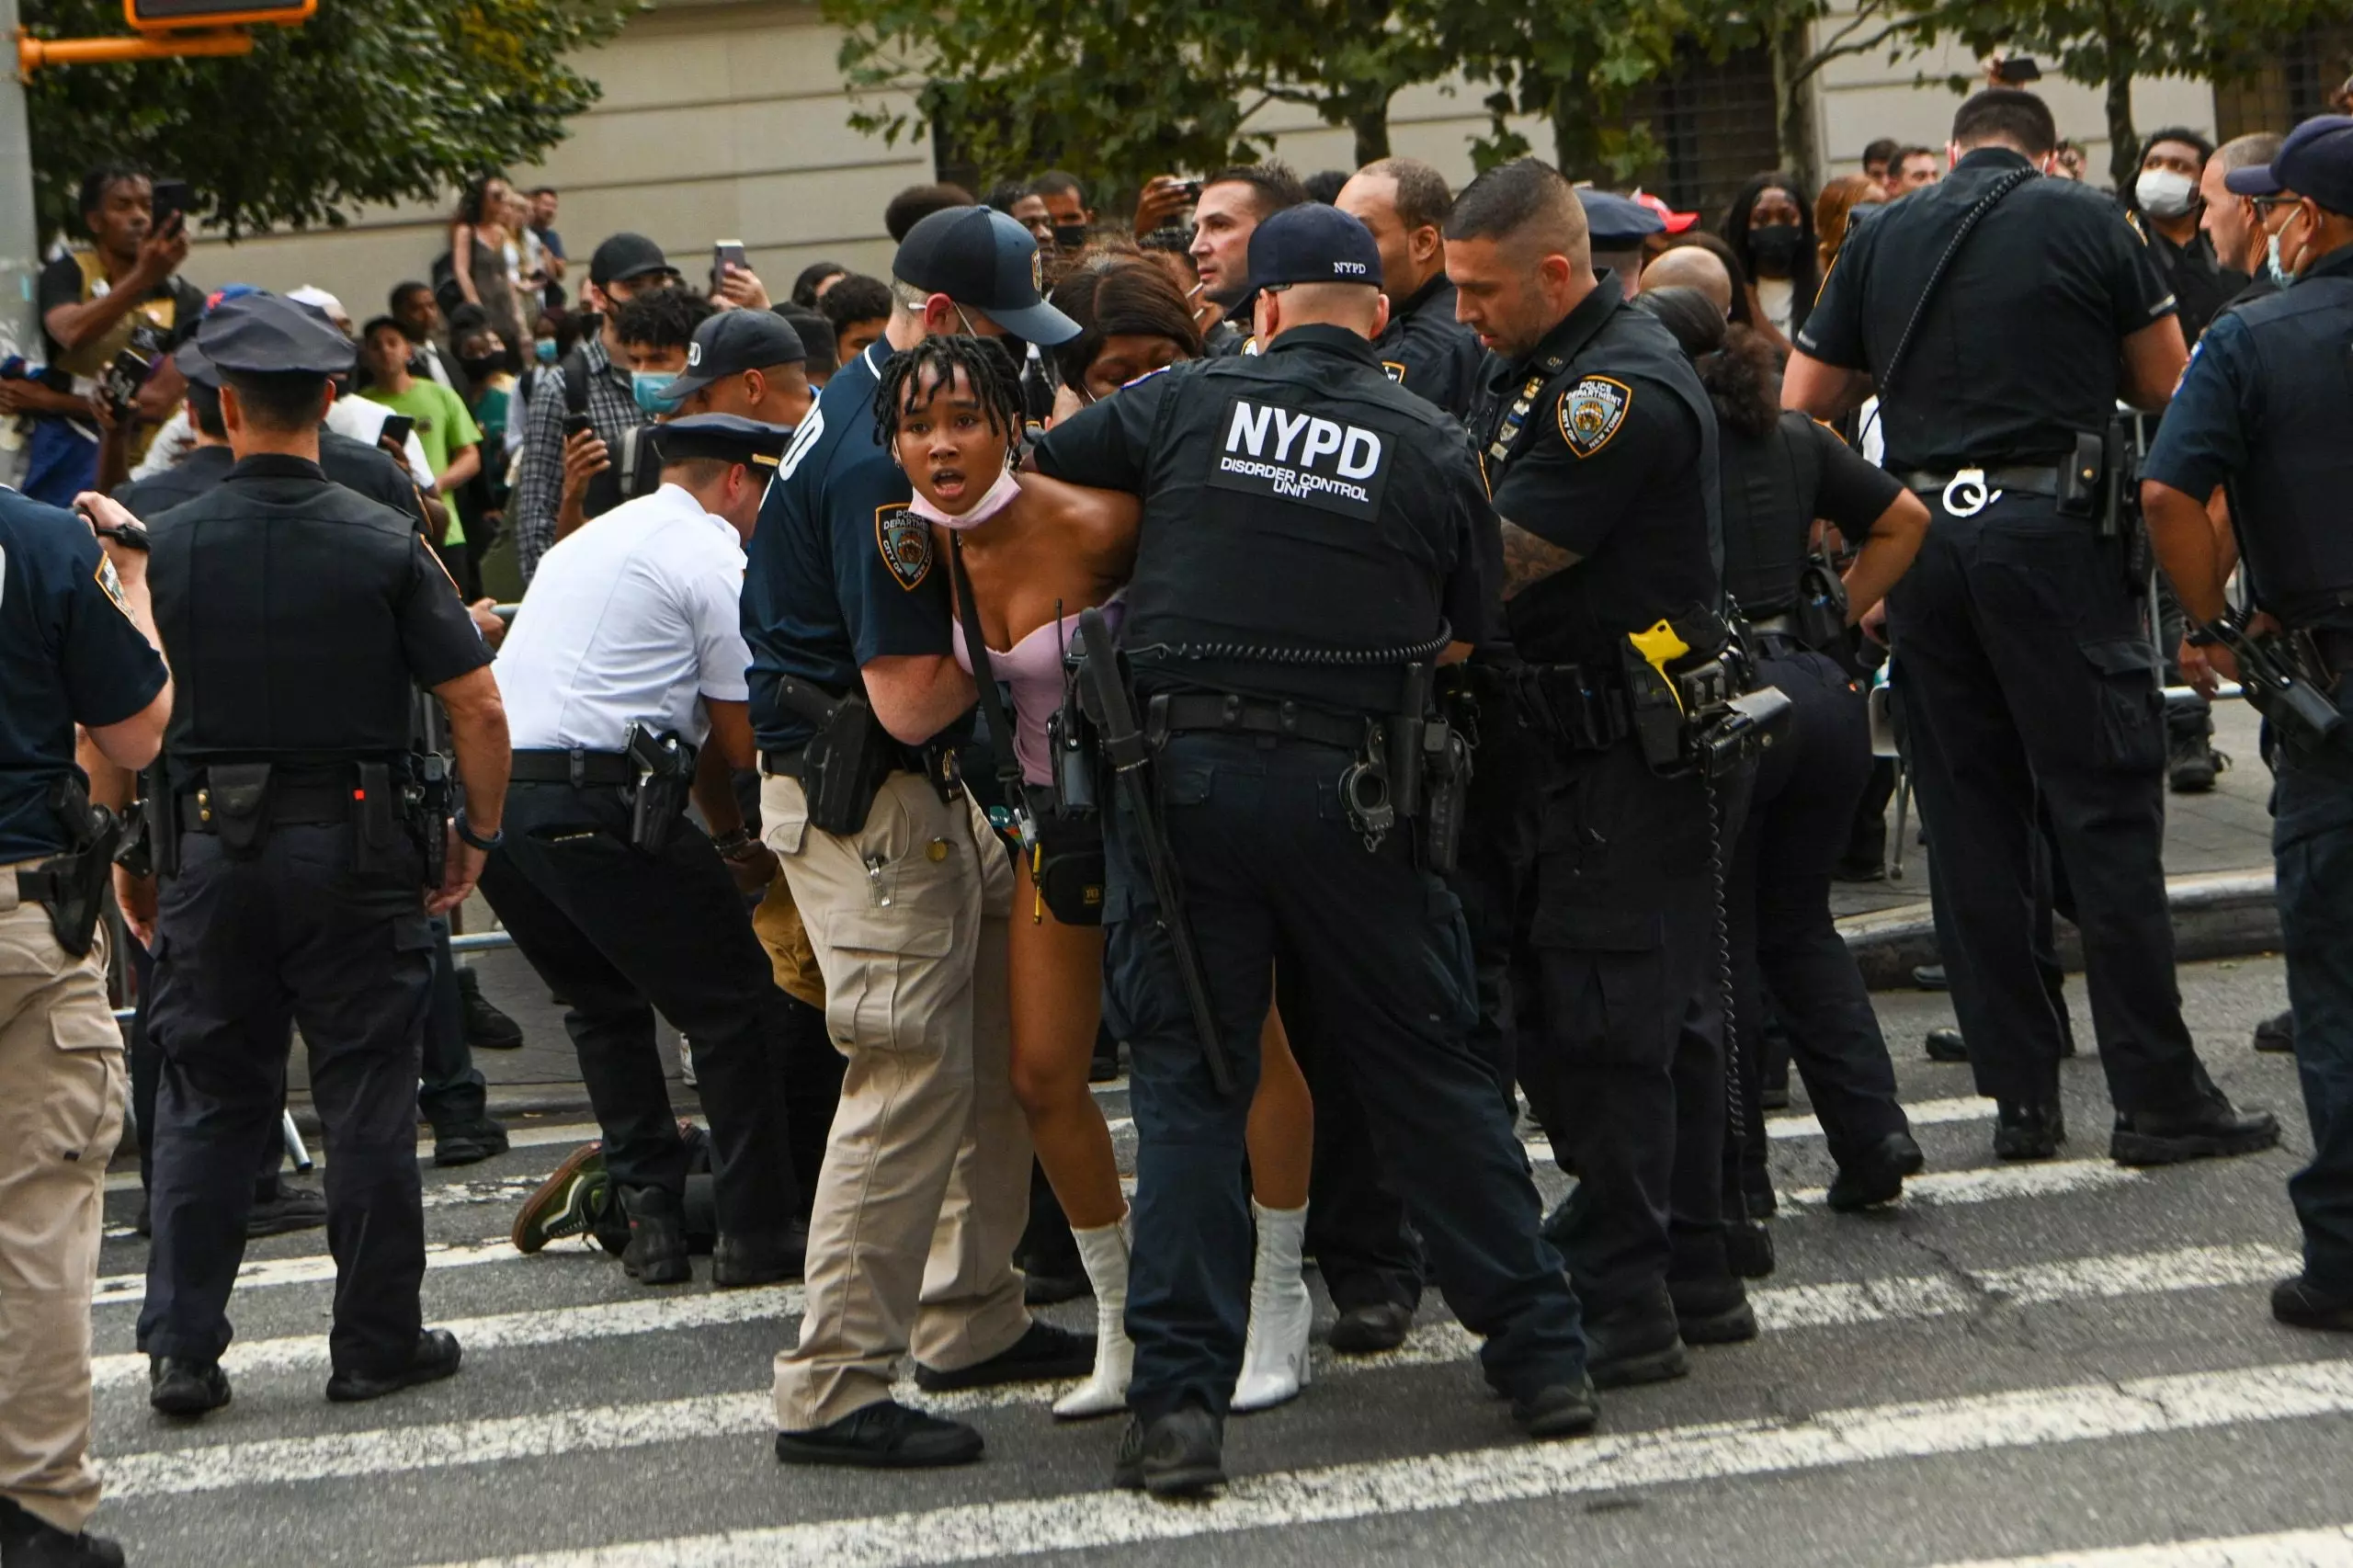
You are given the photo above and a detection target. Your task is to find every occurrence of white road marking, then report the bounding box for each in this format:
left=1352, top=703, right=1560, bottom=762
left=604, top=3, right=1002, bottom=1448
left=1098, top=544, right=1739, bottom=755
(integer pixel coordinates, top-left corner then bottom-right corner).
left=102, top=1121, right=609, bottom=1191
left=1766, top=1095, right=1995, bottom=1141
left=419, top=1358, right=2353, bottom=1568
left=1933, top=1527, right=2353, bottom=1567
left=93, top=1235, right=579, bottom=1309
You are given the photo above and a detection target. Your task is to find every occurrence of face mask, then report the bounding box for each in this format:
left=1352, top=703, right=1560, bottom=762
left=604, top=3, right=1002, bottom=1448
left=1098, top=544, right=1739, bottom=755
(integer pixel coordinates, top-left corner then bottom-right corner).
left=534, top=336, right=558, bottom=364
left=1052, top=223, right=1089, bottom=252
left=460, top=355, right=503, bottom=381
left=631, top=369, right=682, bottom=415
left=2135, top=169, right=2198, bottom=220
left=1748, top=223, right=1806, bottom=274
left=2267, top=231, right=2290, bottom=288
left=906, top=460, right=1021, bottom=530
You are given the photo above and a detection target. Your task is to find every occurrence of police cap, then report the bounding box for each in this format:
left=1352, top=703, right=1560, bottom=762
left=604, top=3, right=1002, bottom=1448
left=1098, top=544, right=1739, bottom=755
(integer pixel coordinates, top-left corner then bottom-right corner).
left=1245, top=203, right=1383, bottom=292
left=1578, top=189, right=1666, bottom=247
left=2226, top=114, right=2353, bottom=213
left=892, top=206, right=1080, bottom=345
left=665, top=309, right=806, bottom=398
left=196, top=290, right=358, bottom=376
left=650, top=413, right=793, bottom=471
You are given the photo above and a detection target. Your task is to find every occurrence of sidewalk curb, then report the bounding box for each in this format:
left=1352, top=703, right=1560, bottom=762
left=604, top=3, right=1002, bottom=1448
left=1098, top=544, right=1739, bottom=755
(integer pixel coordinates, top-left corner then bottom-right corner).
left=1840, top=868, right=2279, bottom=990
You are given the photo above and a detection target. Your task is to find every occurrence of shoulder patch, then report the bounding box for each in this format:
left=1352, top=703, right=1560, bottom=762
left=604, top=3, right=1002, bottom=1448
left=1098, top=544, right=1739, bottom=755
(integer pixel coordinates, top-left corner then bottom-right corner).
left=875, top=504, right=933, bottom=590
left=1557, top=375, right=1632, bottom=459
left=1381, top=360, right=1408, bottom=384
left=94, top=553, right=130, bottom=616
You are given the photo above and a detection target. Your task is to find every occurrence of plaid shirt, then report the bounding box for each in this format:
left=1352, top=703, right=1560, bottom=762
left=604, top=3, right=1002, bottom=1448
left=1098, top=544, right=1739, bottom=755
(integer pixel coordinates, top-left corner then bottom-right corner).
left=511, top=335, right=646, bottom=584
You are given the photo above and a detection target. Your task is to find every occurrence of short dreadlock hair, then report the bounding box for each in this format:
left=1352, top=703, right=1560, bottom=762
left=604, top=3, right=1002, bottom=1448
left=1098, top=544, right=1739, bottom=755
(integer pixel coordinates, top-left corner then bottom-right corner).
left=871, top=335, right=1026, bottom=457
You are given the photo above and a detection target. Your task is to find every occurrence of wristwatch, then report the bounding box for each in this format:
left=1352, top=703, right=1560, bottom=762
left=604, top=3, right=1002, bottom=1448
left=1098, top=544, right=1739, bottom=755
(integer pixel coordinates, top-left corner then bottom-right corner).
left=452, top=809, right=504, bottom=852
left=711, top=826, right=765, bottom=863
left=2184, top=623, right=2226, bottom=648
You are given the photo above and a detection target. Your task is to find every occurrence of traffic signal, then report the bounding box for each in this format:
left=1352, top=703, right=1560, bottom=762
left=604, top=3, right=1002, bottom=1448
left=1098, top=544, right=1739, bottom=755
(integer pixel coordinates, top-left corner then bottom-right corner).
left=125, top=0, right=316, bottom=28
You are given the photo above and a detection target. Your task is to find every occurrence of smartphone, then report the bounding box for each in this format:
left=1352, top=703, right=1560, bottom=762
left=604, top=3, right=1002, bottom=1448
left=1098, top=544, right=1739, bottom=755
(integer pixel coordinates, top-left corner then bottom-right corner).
left=561, top=412, right=595, bottom=441
left=711, top=239, right=747, bottom=293
left=150, top=178, right=191, bottom=237
left=378, top=413, right=415, bottom=448
left=1173, top=179, right=1204, bottom=200
left=1994, top=55, right=2041, bottom=84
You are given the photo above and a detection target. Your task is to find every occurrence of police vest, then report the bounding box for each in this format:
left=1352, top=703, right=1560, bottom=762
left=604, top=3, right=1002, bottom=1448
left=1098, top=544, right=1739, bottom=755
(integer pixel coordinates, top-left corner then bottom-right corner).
left=1718, top=411, right=1826, bottom=618
left=2224, top=277, right=2353, bottom=628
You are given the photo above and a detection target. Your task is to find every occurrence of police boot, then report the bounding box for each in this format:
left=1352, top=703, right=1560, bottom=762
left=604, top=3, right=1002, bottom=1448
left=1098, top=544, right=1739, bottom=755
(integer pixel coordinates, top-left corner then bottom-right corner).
left=2254, top=1009, right=2296, bottom=1054
left=1327, top=1301, right=1415, bottom=1354
left=324, top=1328, right=462, bottom=1403
left=1583, top=1286, right=1690, bottom=1389
left=2272, top=1276, right=2353, bottom=1333
left=619, top=1185, right=693, bottom=1285
left=2166, top=706, right=2226, bottom=794
left=1053, top=1212, right=1134, bottom=1420
left=1994, top=1100, right=2066, bottom=1161
left=455, top=966, right=523, bottom=1049
left=1924, top=1027, right=1969, bottom=1063
left=2109, top=1084, right=2279, bottom=1167
left=1825, top=1131, right=1927, bottom=1212
left=245, top=1180, right=327, bottom=1238
left=432, top=1114, right=510, bottom=1168
left=711, top=1221, right=807, bottom=1289
left=148, top=1355, right=230, bottom=1418
left=1512, top=1377, right=1601, bottom=1440
left=1232, top=1200, right=1313, bottom=1413
left=1667, top=1275, right=1757, bottom=1346
left=1112, top=1406, right=1225, bottom=1497
left=0, top=1498, right=124, bottom=1568
left=1725, top=1219, right=1776, bottom=1279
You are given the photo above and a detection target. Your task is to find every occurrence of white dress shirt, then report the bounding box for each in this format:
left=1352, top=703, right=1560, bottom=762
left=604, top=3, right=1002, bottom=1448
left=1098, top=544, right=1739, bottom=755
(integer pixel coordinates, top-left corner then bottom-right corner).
left=495, top=482, right=752, bottom=751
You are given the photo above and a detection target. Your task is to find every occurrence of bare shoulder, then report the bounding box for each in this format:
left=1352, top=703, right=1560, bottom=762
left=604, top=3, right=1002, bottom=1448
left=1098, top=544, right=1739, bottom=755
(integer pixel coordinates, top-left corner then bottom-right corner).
left=1022, top=470, right=1142, bottom=531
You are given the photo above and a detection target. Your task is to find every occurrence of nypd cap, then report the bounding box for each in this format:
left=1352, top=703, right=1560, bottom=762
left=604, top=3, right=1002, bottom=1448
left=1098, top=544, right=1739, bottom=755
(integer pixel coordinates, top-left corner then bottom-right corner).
left=650, top=413, right=793, bottom=470
left=2226, top=114, right=2353, bottom=213
left=665, top=310, right=806, bottom=398
left=1578, top=189, right=1666, bottom=248
left=196, top=290, right=358, bottom=376
left=892, top=205, right=1079, bottom=345
left=1245, top=203, right=1384, bottom=292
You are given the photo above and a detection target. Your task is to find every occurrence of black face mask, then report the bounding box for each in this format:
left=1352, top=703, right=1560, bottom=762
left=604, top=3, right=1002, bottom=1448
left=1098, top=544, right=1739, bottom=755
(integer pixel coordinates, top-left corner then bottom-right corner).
left=1748, top=223, right=1806, bottom=276
left=459, top=355, right=503, bottom=381
left=1052, top=222, right=1089, bottom=252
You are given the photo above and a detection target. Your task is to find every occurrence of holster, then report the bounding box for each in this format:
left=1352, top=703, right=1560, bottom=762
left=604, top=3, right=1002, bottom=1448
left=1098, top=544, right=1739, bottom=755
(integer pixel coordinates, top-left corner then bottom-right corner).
left=199, top=763, right=273, bottom=859
left=351, top=760, right=400, bottom=876
left=1792, top=554, right=1849, bottom=652
left=1417, top=722, right=1472, bottom=876
left=626, top=724, right=698, bottom=853
left=142, top=764, right=179, bottom=879
left=788, top=685, right=897, bottom=837
left=407, top=753, right=450, bottom=891
left=40, top=776, right=119, bottom=958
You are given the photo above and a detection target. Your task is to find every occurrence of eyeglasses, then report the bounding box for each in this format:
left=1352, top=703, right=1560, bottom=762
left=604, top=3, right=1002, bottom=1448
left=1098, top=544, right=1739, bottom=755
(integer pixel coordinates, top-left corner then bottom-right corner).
left=2247, top=196, right=2296, bottom=214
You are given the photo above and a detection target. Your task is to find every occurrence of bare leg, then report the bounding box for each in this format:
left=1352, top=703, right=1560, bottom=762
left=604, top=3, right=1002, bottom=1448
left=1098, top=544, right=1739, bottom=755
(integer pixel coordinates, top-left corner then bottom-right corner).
left=1245, top=1010, right=1313, bottom=1210
left=1006, top=858, right=1127, bottom=1231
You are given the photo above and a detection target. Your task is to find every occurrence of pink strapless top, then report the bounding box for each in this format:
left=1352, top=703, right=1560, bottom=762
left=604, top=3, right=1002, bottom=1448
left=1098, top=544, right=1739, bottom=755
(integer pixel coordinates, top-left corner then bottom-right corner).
left=953, top=597, right=1126, bottom=786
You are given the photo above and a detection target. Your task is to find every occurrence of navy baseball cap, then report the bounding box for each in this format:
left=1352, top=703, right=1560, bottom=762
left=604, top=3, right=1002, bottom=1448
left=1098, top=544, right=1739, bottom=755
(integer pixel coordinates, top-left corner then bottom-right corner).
left=892, top=206, right=1079, bottom=345
left=197, top=291, right=358, bottom=376
left=650, top=413, right=793, bottom=469
left=590, top=232, right=676, bottom=289
left=1245, top=203, right=1383, bottom=292
left=2227, top=114, right=2353, bottom=212
left=666, top=310, right=807, bottom=397
left=1578, top=189, right=1666, bottom=247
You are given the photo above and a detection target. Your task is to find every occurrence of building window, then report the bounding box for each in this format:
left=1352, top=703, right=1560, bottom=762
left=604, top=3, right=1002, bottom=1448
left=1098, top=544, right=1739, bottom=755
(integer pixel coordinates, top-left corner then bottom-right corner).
left=1622, top=44, right=1783, bottom=222
left=2215, top=25, right=2353, bottom=142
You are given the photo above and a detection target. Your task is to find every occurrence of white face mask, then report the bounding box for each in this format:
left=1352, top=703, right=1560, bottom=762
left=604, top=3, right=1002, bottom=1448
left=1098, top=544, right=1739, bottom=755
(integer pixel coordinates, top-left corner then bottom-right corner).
left=905, top=461, right=1021, bottom=530
left=2135, top=168, right=2199, bottom=220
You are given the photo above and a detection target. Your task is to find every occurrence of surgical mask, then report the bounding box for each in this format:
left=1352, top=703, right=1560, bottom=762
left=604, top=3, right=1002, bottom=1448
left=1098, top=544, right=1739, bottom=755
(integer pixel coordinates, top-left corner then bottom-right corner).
left=2135, top=169, right=2198, bottom=220
left=906, top=461, right=1021, bottom=530
left=534, top=336, right=558, bottom=364
left=2267, top=232, right=2290, bottom=288
left=1748, top=223, right=1806, bottom=274
left=631, top=369, right=682, bottom=415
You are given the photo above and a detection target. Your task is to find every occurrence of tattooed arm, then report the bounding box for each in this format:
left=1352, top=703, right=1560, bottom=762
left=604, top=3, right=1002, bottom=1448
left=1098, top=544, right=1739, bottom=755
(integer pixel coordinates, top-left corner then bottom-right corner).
left=1497, top=518, right=1581, bottom=601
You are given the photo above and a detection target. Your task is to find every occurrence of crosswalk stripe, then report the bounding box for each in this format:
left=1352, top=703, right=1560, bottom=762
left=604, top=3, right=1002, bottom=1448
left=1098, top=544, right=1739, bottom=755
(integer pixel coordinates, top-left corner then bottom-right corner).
left=97, top=1241, right=2292, bottom=1488
left=417, top=1358, right=2353, bottom=1568
left=1932, top=1527, right=2353, bottom=1567
left=101, top=1121, right=611, bottom=1193
left=1766, top=1095, right=1995, bottom=1141
left=93, top=1236, right=563, bottom=1309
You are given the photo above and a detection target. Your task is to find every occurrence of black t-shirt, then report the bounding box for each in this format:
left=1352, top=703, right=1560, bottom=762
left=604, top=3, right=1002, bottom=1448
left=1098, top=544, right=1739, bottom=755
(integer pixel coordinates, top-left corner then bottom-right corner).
left=35, top=253, right=204, bottom=386
left=0, top=487, right=169, bottom=860
left=1719, top=412, right=1904, bottom=616
left=2135, top=216, right=2243, bottom=346
left=1800, top=147, right=2177, bottom=472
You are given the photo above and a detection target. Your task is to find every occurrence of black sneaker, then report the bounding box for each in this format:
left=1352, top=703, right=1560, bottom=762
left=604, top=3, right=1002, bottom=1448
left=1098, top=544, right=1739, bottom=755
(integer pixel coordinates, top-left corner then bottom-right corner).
left=1912, top=964, right=1949, bottom=992
left=1582, top=1290, right=1689, bottom=1388
left=1090, top=1034, right=1121, bottom=1084
left=620, top=1186, right=693, bottom=1285
left=148, top=1355, right=231, bottom=1417
left=1924, top=1027, right=1968, bottom=1062
left=456, top=967, right=524, bottom=1050
left=712, top=1223, right=807, bottom=1289
left=914, top=1321, right=1095, bottom=1392
left=1512, top=1378, right=1600, bottom=1439
left=325, top=1328, right=462, bottom=1403
left=1667, top=1276, right=1757, bottom=1346
left=2272, top=1275, right=2353, bottom=1333
left=2254, top=1010, right=2295, bottom=1054
left=1825, top=1131, right=1926, bottom=1212
left=775, top=1400, right=983, bottom=1469
left=0, top=1496, right=125, bottom=1568
left=1326, top=1301, right=1415, bottom=1355
left=2168, top=733, right=2226, bottom=793
left=2110, top=1093, right=2279, bottom=1166
left=1111, top=1407, right=1225, bottom=1497
left=1725, top=1219, right=1776, bottom=1279
left=1994, top=1100, right=2066, bottom=1161
left=245, top=1183, right=327, bottom=1238
left=432, top=1115, right=511, bottom=1168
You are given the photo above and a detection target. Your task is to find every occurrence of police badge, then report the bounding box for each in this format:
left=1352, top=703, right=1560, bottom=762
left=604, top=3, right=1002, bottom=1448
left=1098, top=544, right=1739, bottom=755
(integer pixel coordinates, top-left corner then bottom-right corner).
left=875, top=504, right=933, bottom=589
left=1558, top=375, right=1631, bottom=460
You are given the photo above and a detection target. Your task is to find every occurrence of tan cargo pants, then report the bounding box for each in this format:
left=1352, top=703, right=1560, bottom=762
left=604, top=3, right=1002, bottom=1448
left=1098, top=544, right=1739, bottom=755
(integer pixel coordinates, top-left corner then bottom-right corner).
left=764, top=771, right=1032, bottom=1430
left=0, top=865, right=126, bottom=1534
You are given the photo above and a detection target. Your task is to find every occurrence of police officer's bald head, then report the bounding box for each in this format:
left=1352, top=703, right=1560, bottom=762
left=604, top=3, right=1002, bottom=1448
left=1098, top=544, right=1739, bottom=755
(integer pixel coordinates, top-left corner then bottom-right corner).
left=1441, top=159, right=1598, bottom=360
left=1445, top=158, right=1589, bottom=270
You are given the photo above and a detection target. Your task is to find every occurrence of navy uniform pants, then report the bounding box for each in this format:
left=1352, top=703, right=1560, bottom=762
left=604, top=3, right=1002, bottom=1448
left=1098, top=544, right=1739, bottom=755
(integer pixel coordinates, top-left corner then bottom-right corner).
left=140, top=825, right=432, bottom=1376
left=1518, top=738, right=1732, bottom=1312
left=1108, top=733, right=1586, bottom=1422
left=2273, top=673, right=2353, bottom=1293
left=480, top=782, right=832, bottom=1240
left=1889, top=494, right=2206, bottom=1112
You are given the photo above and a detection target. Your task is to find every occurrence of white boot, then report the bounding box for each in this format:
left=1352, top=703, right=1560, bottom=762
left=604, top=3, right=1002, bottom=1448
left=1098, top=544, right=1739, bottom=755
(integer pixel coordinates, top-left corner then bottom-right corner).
left=1052, top=1212, right=1133, bottom=1419
left=1233, top=1200, right=1313, bottom=1413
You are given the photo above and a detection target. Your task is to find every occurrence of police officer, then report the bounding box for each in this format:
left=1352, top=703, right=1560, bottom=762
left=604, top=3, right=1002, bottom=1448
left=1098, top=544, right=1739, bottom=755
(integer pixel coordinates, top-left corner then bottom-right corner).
left=1786, top=87, right=2279, bottom=1166
left=1579, top=188, right=1666, bottom=300
left=2142, top=115, right=2353, bottom=1334
left=1336, top=156, right=1486, bottom=421
left=665, top=309, right=814, bottom=427
left=1034, top=201, right=1596, bottom=1496
left=0, top=492, right=168, bottom=1568
left=133, top=291, right=511, bottom=1417
left=749, top=206, right=1092, bottom=1471
left=482, top=413, right=827, bottom=1289
left=1444, top=157, right=1749, bottom=1384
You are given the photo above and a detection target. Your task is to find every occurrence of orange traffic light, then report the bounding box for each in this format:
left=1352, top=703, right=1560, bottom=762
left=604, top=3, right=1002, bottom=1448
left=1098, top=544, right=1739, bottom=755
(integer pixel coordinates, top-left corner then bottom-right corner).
left=124, top=0, right=315, bottom=28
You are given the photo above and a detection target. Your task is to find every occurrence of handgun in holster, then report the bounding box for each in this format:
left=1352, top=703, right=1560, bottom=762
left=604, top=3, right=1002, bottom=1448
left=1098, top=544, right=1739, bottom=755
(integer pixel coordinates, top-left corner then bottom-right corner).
left=37, top=774, right=121, bottom=958
left=140, top=763, right=178, bottom=879
left=352, top=760, right=402, bottom=877
left=775, top=676, right=897, bottom=836
left=2211, top=616, right=2344, bottom=755
left=403, top=753, right=450, bottom=891
left=626, top=724, right=699, bottom=853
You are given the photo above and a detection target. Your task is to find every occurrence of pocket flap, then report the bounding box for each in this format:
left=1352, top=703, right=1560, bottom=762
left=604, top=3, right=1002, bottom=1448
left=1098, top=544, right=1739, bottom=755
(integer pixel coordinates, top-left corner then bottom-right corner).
left=828, top=908, right=954, bottom=959
left=51, top=1002, right=124, bottom=1052
left=392, top=914, right=438, bottom=953
left=1528, top=906, right=1665, bottom=951
left=2077, top=636, right=2159, bottom=678
left=761, top=778, right=810, bottom=856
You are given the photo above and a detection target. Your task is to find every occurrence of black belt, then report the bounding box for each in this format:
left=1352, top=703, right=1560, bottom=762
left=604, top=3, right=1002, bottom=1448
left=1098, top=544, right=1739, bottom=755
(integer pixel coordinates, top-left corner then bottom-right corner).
left=510, top=748, right=635, bottom=787
left=14, top=868, right=64, bottom=906
left=1143, top=693, right=1370, bottom=752
left=177, top=780, right=352, bottom=833
left=759, top=747, right=806, bottom=779
left=1902, top=466, right=2063, bottom=500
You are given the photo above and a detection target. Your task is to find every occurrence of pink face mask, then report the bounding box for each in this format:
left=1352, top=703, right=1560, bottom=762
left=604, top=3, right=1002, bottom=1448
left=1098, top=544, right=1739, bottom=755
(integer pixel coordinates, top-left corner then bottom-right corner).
left=906, top=462, right=1021, bottom=530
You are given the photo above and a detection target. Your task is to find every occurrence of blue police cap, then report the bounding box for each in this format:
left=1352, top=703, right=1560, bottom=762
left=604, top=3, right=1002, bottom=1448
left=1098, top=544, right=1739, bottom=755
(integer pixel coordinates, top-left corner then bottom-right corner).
left=2226, top=114, right=2353, bottom=213
left=1245, top=203, right=1383, bottom=293
left=650, top=412, right=794, bottom=470
left=892, top=206, right=1079, bottom=346
left=1578, top=189, right=1666, bottom=248
left=195, top=290, right=356, bottom=377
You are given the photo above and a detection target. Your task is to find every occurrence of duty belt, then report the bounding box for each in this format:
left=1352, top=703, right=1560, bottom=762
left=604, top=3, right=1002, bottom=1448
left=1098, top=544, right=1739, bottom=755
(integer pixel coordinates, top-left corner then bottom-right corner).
left=1901, top=465, right=2063, bottom=517
left=176, top=779, right=352, bottom=834
left=12, top=867, right=69, bottom=907
left=510, top=748, right=636, bottom=788
left=1514, top=663, right=1632, bottom=754
left=1143, top=693, right=1370, bottom=752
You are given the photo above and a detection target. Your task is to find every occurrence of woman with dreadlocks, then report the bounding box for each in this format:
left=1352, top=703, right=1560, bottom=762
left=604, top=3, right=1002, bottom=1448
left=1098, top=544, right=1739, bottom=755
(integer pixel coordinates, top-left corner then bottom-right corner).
left=877, top=334, right=1318, bottom=1419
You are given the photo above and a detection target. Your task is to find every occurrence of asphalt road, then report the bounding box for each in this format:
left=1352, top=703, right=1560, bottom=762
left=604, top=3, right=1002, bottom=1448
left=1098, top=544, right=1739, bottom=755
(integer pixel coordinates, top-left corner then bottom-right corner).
left=86, top=952, right=2353, bottom=1568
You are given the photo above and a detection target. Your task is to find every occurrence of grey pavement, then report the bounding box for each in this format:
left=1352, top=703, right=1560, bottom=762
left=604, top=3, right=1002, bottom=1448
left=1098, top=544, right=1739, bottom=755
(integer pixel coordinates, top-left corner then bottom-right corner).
left=92, top=952, right=2351, bottom=1567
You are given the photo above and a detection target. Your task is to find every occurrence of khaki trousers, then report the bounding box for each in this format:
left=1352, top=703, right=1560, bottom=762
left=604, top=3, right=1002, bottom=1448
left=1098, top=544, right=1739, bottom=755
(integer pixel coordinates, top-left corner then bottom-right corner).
left=764, top=772, right=1032, bottom=1430
left=0, top=869, right=125, bottom=1534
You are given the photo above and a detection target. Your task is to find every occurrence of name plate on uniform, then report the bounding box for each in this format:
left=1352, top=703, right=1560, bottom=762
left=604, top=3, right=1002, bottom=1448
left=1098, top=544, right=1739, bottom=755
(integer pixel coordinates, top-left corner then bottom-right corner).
left=1207, top=394, right=1397, bottom=522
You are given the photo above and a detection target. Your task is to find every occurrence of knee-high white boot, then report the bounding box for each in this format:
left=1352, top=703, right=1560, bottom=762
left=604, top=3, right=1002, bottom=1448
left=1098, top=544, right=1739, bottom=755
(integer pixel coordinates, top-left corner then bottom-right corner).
left=1233, top=1200, right=1313, bottom=1413
left=1052, top=1212, right=1133, bottom=1419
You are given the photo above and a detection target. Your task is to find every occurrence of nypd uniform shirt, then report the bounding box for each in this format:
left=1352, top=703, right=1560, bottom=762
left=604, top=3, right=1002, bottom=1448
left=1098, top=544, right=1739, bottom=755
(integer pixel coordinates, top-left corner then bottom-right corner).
left=0, top=488, right=168, bottom=862
left=115, top=433, right=426, bottom=533
left=496, top=482, right=754, bottom=752
left=1799, top=146, right=2177, bottom=474
left=1371, top=275, right=1486, bottom=424
left=745, top=339, right=954, bottom=752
